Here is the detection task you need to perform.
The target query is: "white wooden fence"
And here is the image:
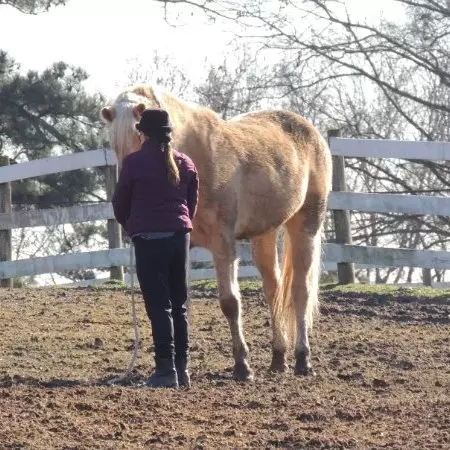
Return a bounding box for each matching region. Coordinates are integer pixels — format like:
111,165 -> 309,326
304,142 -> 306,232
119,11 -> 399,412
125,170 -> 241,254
1,138 -> 450,284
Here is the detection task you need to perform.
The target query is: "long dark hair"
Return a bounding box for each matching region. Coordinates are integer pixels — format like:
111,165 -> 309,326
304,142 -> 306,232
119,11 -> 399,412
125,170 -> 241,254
156,132 -> 180,186
136,108 -> 180,185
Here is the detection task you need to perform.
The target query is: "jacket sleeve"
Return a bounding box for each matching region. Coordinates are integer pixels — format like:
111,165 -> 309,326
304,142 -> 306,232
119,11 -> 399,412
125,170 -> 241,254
112,158 -> 133,229
187,168 -> 199,220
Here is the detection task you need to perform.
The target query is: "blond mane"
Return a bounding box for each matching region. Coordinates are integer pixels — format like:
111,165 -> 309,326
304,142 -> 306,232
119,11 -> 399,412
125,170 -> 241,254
105,84 -> 213,165
107,90 -> 160,163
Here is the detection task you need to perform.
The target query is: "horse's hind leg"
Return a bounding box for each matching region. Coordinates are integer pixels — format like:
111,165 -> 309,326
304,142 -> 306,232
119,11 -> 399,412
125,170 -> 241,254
212,235 -> 253,381
285,207 -> 323,376
251,230 -> 289,372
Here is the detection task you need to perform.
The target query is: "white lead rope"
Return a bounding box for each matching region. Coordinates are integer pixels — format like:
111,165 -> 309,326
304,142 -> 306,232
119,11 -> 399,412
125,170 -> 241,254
107,243 -> 140,385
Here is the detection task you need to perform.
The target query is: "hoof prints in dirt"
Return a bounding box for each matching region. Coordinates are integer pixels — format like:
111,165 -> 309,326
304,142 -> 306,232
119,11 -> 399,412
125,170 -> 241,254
322,291 -> 450,324
0,286 -> 449,449
266,437 -> 358,449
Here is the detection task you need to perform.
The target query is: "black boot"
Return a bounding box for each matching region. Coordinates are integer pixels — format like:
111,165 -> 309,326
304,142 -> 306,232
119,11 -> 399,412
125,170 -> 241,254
146,357 -> 178,388
175,355 -> 191,388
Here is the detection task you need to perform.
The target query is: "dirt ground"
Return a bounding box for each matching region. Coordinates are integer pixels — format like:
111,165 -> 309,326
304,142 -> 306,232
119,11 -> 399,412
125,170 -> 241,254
0,282 -> 449,449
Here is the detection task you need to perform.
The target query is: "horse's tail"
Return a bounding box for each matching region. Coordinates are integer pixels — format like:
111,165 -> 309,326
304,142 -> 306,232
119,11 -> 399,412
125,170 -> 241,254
272,229 -> 321,345
307,232 -> 322,328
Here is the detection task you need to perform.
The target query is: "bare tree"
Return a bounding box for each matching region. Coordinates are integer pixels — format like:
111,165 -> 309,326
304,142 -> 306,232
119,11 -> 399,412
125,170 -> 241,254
194,45 -> 279,118
122,51 -> 193,99
152,0 -> 450,136
148,0 -> 450,283
0,0 -> 67,14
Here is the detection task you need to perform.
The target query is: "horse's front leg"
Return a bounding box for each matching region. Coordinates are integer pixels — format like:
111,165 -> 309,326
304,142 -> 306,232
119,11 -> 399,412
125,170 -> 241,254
212,237 -> 253,381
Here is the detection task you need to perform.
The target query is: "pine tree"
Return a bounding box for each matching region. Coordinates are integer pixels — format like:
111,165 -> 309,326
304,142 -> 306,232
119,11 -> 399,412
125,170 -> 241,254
0,0 -> 67,14
1,0 -> 110,283
0,51 -> 106,206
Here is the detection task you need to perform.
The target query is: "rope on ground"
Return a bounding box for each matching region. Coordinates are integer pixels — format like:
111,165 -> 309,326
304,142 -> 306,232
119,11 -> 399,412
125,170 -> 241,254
107,243 -> 140,385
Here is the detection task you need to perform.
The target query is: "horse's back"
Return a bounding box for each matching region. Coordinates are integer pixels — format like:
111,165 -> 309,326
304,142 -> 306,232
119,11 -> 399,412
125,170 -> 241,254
227,108 -> 330,186
219,109 -> 331,238
229,109 -> 319,143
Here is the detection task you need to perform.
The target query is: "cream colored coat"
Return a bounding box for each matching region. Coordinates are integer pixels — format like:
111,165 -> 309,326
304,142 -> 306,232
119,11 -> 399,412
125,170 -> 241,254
101,85 -> 332,380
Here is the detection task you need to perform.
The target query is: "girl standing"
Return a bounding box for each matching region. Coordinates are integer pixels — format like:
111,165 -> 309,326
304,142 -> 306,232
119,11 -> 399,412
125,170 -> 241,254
112,108 -> 199,388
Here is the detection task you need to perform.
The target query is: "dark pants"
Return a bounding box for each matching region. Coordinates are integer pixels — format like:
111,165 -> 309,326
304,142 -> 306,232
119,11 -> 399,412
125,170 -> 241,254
133,232 -> 190,360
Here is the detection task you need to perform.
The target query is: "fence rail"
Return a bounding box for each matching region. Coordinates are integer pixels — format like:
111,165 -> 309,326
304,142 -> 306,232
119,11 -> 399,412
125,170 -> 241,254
1,138 -> 450,284
0,203 -> 114,230
2,242 -> 450,279
327,192 -> 450,216
329,137 -> 450,160
0,149 -> 116,184
3,191 -> 450,231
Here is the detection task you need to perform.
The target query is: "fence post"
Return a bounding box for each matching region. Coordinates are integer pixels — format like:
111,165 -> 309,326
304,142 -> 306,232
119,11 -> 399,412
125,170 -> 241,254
422,268 -> 432,287
0,156 -> 12,288
328,129 -> 355,284
105,164 -> 123,281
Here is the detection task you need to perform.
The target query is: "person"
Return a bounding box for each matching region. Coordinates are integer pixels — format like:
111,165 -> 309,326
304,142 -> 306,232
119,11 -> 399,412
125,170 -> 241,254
112,108 -> 199,388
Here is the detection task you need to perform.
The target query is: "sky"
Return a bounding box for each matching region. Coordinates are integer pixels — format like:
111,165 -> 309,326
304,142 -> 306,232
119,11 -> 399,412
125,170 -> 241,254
0,0 -> 408,285
0,0 -> 397,101
0,0 -> 236,99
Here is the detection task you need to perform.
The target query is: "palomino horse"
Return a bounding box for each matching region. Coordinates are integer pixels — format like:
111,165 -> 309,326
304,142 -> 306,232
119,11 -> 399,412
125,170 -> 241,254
101,85 -> 332,381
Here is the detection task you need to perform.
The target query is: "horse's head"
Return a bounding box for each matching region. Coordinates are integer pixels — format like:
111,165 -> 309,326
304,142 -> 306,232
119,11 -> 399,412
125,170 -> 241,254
101,88 -> 163,166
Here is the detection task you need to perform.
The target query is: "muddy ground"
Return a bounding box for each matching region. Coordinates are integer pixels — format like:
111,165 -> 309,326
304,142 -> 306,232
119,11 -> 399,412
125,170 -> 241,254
0,283 -> 449,449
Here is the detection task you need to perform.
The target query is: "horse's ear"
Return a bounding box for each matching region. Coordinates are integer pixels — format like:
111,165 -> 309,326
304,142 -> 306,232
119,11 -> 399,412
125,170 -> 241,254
133,103 -> 146,119
101,106 -> 114,122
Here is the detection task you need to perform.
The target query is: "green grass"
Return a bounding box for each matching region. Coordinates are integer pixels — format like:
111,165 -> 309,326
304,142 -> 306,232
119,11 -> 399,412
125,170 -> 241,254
191,279 -> 218,290
192,279 -> 450,301
101,279 -> 129,288
191,278 -> 262,294
32,277 -> 448,301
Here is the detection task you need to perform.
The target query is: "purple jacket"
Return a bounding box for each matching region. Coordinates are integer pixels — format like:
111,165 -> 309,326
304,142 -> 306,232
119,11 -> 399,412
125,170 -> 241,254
112,139 -> 199,236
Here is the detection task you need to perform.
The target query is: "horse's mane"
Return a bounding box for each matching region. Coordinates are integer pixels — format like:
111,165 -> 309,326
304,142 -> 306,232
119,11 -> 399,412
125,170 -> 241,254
109,88 -> 163,162
108,84 -> 220,163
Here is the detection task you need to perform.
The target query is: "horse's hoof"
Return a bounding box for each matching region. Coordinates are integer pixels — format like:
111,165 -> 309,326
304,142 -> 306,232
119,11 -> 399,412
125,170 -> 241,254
294,352 -> 316,376
269,350 -> 288,373
233,362 -> 254,382
294,365 -> 316,376
269,362 -> 289,373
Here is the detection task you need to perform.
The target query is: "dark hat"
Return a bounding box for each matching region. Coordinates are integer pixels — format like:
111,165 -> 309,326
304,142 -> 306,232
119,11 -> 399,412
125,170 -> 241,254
136,108 -> 173,134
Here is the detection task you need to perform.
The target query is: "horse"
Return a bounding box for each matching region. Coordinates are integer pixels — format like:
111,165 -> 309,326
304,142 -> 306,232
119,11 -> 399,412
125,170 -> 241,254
101,84 -> 332,381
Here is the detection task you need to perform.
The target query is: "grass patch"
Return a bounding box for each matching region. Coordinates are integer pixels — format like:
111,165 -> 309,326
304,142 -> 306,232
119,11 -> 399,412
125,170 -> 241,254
191,279 -> 218,290
49,277 -> 449,302
192,278 -> 449,301
101,279 -> 128,288
68,280 -> 131,292
191,278 -> 262,295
